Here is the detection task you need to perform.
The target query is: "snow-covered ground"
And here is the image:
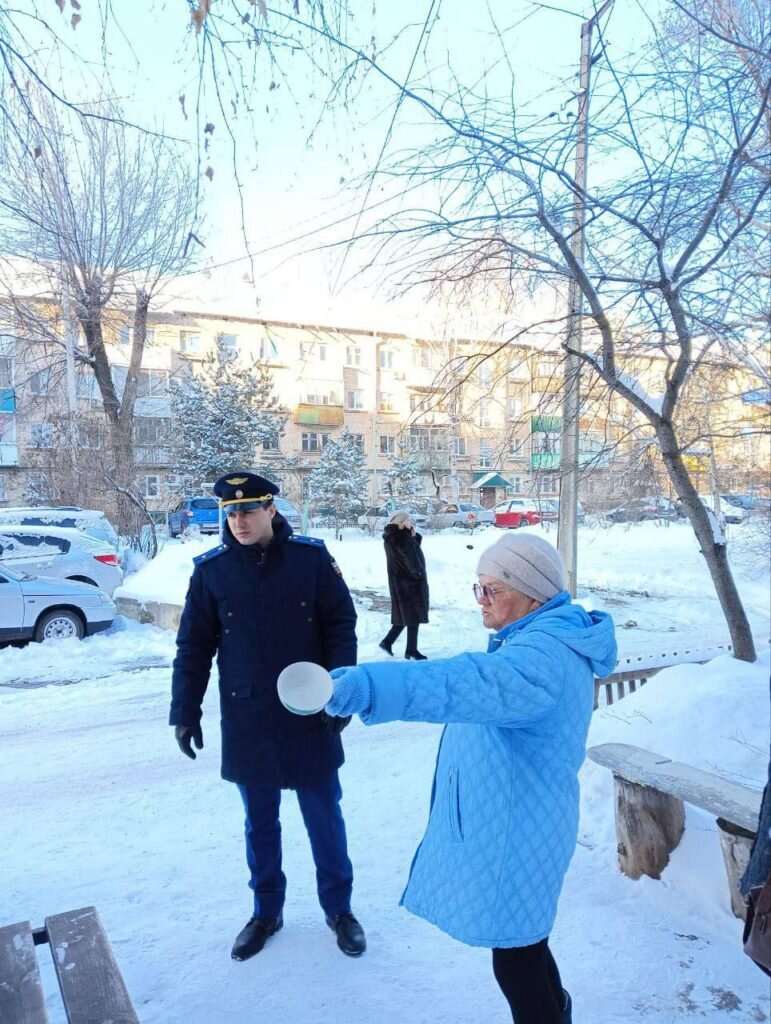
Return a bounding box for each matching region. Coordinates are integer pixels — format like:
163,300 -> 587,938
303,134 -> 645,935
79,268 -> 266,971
1,521 -> 769,1023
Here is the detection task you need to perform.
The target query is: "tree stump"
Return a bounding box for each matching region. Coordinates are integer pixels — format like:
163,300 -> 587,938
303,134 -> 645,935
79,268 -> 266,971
717,816 -> 755,920
613,775 -> 685,879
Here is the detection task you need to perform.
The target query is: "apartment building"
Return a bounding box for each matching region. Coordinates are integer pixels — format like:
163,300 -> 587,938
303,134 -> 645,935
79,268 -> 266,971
0,307 -> 766,514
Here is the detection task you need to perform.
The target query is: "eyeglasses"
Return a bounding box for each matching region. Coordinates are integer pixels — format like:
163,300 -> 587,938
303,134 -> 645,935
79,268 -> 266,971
473,583 -> 509,603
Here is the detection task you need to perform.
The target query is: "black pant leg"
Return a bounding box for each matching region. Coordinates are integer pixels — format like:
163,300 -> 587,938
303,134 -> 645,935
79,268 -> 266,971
405,624 -> 419,653
383,624 -> 404,646
492,941 -> 564,1024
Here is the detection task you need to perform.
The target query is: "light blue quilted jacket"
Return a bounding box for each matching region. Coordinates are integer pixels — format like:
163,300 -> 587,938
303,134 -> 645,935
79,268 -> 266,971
329,591 -> 617,947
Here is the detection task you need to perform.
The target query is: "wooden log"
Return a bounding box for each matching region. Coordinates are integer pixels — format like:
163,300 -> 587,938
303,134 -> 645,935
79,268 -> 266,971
0,920 -> 49,1024
613,775 -> 685,880
717,817 -> 755,921
44,907 -> 139,1024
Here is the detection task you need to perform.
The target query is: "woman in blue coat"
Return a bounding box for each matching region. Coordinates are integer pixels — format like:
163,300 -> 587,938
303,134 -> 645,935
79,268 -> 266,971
326,531 -> 617,1024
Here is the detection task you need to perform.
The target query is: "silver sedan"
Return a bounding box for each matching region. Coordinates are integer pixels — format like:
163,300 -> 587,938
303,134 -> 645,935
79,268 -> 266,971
0,564 -> 116,643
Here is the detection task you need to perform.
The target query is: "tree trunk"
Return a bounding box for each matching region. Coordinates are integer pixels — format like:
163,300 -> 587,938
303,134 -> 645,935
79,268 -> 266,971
658,422 -> 756,662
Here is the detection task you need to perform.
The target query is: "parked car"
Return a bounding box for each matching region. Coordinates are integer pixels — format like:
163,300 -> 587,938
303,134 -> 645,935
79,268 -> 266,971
537,498 -> 586,525
493,498 -> 541,529
357,505 -> 430,533
273,496 -> 303,531
0,506 -> 119,548
0,525 -> 123,595
698,495 -> 747,525
0,562 -> 116,642
606,497 -> 680,523
167,496 -> 220,537
422,501 -> 495,529
721,493 -> 770,513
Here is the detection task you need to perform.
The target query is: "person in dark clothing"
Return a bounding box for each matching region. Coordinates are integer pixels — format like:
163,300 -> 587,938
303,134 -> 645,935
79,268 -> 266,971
379,511 -> 430,660
170,471 -> 366,961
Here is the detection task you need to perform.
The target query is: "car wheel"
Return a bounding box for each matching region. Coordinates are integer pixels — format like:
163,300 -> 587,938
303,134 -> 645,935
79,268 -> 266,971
34,609 -> 85,642
67,575 -> 98,588
518,517 -> 529,528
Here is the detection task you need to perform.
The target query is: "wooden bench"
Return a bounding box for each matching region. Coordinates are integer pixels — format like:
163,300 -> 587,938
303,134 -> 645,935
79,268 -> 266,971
0,906 -> 139,1023
587,743 -> 762,919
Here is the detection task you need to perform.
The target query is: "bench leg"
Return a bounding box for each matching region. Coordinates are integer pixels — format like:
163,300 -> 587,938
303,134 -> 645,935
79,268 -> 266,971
717,817 -> 755,920
613,775 -> 685,880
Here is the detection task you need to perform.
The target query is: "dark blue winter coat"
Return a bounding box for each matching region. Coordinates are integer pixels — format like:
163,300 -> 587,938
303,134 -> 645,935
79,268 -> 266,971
170,514 -> 357,788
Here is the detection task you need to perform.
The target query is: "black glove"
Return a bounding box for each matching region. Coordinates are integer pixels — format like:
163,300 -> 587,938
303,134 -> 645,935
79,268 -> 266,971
320,711 -> 351,735
175,723 -> 204,759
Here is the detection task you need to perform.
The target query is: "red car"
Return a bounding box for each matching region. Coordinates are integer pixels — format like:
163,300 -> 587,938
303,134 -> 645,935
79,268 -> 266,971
493,499 -> 541,529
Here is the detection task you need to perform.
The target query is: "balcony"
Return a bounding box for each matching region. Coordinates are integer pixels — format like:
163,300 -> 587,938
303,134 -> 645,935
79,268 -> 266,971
530,452 -> 560,470
531,415 -> 562,432
295,403 -> 344,427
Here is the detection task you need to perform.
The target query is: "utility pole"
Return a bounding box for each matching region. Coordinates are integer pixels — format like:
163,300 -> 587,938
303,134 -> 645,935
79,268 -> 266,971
557,0 -> 613,596
61,275 -> 79,474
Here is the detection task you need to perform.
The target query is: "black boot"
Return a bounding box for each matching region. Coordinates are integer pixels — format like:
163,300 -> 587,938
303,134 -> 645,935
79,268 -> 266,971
405,650 -> 427,660
326,911 -> 366,957
231,915 -> 283,960
378,640 -> 394,656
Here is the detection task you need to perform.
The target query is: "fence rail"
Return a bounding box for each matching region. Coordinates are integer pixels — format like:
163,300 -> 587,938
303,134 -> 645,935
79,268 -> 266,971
593,645 -> 733,710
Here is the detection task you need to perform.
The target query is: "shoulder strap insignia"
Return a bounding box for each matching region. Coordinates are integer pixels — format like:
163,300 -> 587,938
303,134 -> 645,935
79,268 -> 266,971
288,534 -> 325,548
193,543 -> 229,566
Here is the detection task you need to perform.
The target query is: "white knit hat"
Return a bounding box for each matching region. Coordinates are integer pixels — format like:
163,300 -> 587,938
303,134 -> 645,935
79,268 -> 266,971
476,532 -> 565,603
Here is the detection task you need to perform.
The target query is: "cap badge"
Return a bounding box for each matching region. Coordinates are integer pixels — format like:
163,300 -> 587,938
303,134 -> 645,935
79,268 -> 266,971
226,476 -> 249,485
235,489 -> 244,498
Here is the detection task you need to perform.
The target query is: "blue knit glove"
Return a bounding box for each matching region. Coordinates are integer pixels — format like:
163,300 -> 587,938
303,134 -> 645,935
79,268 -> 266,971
327,666 -> 373,717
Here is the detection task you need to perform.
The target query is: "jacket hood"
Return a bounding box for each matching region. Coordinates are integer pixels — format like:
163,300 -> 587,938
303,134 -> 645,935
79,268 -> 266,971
493,590 -> 617,678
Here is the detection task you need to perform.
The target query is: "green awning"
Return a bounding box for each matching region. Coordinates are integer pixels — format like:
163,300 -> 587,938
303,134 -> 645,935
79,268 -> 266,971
472,471 -> 513,489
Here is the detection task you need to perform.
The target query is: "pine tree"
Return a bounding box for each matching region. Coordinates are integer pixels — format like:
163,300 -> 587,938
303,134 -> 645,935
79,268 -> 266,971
170,348 -> 286,489
308,427 -> 369,538
382,446 -> 425,504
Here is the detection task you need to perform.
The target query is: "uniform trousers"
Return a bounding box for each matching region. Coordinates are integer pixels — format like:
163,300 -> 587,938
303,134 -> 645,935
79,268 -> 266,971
237,769 -> 353,919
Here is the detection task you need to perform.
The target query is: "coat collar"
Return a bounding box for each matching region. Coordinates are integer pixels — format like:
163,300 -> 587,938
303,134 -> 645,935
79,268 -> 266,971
486,590 -> 571,652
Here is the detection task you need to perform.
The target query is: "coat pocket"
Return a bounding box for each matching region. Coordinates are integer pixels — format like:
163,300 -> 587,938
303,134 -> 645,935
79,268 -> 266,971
446,767 -> 464,843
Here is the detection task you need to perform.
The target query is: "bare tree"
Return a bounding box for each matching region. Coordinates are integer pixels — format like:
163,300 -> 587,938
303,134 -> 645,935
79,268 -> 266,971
0,92 -> 197,537
278,0 -> 769,660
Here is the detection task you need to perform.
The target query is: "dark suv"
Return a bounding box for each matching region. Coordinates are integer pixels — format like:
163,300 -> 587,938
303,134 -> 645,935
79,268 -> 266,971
168,497 -> 220,537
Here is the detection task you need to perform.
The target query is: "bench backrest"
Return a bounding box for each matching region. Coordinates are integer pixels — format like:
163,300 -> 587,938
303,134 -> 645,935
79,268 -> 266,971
587,742 -> 762,832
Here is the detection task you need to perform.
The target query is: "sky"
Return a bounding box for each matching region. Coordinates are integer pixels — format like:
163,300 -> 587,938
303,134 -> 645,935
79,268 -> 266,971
5,0 -> 663,331
1,519 -> 769,1023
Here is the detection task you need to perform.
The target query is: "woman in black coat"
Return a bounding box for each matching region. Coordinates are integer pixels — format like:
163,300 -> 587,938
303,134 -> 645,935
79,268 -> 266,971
379,511 -> 429,660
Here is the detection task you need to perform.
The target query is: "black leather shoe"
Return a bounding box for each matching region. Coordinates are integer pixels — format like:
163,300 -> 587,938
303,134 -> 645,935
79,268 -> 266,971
378,640 -> 394,656
405,650 -> 427,660
231,916 -> 283,961
326,911 -> 366,957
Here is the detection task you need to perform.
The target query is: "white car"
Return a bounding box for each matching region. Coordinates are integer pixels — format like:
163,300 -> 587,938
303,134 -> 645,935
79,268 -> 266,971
0,525 -> 123,595
357,505 -> 430,533
0,506 -> 120,548
0,563 -> 116,642
697,495 -> 747,526
425,502 -> 495,529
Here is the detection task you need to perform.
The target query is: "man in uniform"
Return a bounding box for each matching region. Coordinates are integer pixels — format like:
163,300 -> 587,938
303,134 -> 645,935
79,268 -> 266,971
170,471 -> 366,960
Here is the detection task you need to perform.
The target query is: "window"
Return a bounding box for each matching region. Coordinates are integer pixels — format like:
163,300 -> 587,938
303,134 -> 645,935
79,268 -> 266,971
29,369 -> 52,396
537,432 -> 561,456
408,426 -> 445,452
318,343 -> 327,362
478,400 -> 491,428
508,435 -> 528,457
379,349 -> 394,369
346,390 -> 364,410
300,341 -> 327,361
413,346 -> 433,369
350,434 -> 364,450
508,396 -> 523,419
144,475 -> 160,499
218,333 -> 239,356
380,435 -> 396,455
134,417 -> 171,445
119,327 -> 155,345
262,432 -> 280,452
76,370 -> 99,404
409,394 -> 425,413
180,330 -> 201,354
260,337 -> 279,361
302,432 -> 330,452
379,393 -> 395,412
478,362 -> 493,388
0,356 -> 11,388
345,346 -> 361,366
29,423 -> 54,448
137,369 -> 170,398
452,437 -> 467,457
305,390 -> 338,406
479,440 -> 493,468
0,473 -> 5,501
78,422 -> 102,449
